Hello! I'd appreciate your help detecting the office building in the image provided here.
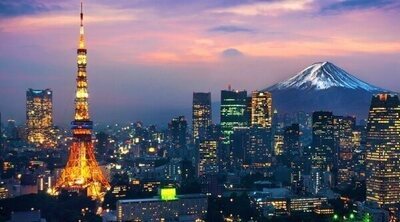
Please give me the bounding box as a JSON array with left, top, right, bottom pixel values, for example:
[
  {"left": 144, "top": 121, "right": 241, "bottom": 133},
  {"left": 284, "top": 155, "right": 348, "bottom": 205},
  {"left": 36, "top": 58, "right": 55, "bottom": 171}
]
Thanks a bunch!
[
  {"left": 198, "top": 140, "right": 218, "bottom": 176},
  {"left": 220, "top": 88, "right": 249, "bottom": 145},
  {"left": 192, "top": 92, "right": 212, "bottom": 143},
  {"left": 231, "top": 126, "right": 272, "bottom": 169},
  {"left": 283, "top": 124, "right": 302, "bottom": 187},
  {"left": 311, "top": 111, "right": 334, "bottom": 172},
  {"left": 26, "top": 88, "right": 54, "bottom": 147},
  {"left": 117, "top": 187, "right": 207, "bottom": 221},
  {"left": 333, "top": 116, "right": 356, "bottom": 187},
  {"left": 250, "top": 91, "right": 272, "bottom": 129},
  {"left": 366, "top": 94, "right": 400, "bottom": 207},
  {"left": 289, "top": 197, "right": 328, "bottom": 213},
  {"left": 283, "top": 123, "right": 301, "bottom": 157},
  {"left": 168, "top": 116, "right": 187, "bottom": 157}
]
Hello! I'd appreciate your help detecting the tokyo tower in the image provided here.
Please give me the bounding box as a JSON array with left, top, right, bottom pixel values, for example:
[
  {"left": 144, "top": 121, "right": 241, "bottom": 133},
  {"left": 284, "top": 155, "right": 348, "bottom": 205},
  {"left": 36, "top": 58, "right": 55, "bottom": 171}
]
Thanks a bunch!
[{"left": 55, "top": 2, "right": 110, "bottom": 199}]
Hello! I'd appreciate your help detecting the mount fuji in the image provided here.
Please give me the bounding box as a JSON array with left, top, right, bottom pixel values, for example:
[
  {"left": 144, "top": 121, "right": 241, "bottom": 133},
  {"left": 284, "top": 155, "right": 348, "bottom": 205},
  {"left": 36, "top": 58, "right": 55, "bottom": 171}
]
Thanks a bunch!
[{"left": 264, "top": 62, "right": 390, "bottom": 119}]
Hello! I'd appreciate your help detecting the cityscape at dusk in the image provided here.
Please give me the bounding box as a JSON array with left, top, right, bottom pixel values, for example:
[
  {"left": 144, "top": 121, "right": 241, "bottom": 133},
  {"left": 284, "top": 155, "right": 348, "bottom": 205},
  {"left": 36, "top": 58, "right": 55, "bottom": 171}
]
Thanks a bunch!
[
  {"left": 1, "top": 0, "right": 400, "bottom": 124},
  {"left": 1, "top": 0, "right": 400, "bottom": 221}
]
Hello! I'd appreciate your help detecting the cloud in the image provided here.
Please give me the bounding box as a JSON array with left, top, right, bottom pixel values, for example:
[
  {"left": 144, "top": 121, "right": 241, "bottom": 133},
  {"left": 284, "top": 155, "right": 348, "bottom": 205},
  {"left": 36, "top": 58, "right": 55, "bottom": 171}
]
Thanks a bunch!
[
  {"left": 0, "top": 5, "right": 137, "bottom": 32},
  {"left": 208, "top": 25, "right": 254, "bottom": 33},
  {"left": 234, "top": 39, "right": 400, "bottom": 57},
  {"left": 321, "top": 0, "right": 399, "bottom": 13},
  {"left": 211, "top": 0, "right": 314, "bottom": 16},
  {"left": 222, "top": 48, "right": 244, "bottom": 58},
  {"left": 0, "top": 0, "right": 63, "bottom": 17}
]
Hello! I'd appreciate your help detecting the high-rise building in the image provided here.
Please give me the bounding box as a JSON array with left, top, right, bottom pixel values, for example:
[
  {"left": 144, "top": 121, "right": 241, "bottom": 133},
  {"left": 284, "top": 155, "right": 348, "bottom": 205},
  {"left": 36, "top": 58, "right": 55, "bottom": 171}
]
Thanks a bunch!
[
  {"left": 55, "top": 3, "right": 110, "bottom": 199},
  {"left": 283, "top": 123, "right": 301, "bottom": 157},
  {"left": 283, "top": 123, "right": 302, "bottom": 187},
  {"left": 168, "top": 116, "right": 187, "bottom": 157},
  {"left": 96, "top": 132, "right": 110, "bottom": 160},
  {"left": 311, "top": 111, "right": 334, "bottom": 172},
  {"left": 220, "top": 88, "right": 249, "bottom": 170},
  {"left": 192, "top": 92, "right": 212, "bottom": 143},
  {"left": 6, "top": 120, "right": 18, "bottom": 140},
  {"left": 366, "top": 94, "right": 400, "bottom": 207},
  {"left": 198, "top": 140, "right": 218, "bottom": 176},
  {"left": 250, "top": 91, "right": 272, "bottom": 129},
  {"left": 231, "top": 126, "right": 272, "bottom": 169},
  {"left": 333, "top": 116, "right": 356, "bottom": 187},
  {"left": 310, "top": 167, "right": 322, "bottom": 195},
  {"left": 26, "top": 88, "right": 55, "bottom": 147},
  {"left": 220, "top": 89, "right": 249, "bottom": 145},
  {"left": 274, "top": 134, "right": 284, "bottom": 156}
]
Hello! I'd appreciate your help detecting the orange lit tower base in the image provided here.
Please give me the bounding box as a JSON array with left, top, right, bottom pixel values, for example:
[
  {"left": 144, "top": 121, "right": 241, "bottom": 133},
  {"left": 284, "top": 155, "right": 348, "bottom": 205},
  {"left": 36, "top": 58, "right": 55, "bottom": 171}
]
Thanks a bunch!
[{"left": 55, "top": 2, "right": 110, "bottom": 199}]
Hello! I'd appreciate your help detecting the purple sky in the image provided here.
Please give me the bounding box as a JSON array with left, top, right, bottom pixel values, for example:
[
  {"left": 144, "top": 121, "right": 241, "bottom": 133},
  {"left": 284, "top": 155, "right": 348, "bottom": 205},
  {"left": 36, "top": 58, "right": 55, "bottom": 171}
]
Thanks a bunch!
[{"left": 0, "top": 0, "right": 400, "bottom": 126}]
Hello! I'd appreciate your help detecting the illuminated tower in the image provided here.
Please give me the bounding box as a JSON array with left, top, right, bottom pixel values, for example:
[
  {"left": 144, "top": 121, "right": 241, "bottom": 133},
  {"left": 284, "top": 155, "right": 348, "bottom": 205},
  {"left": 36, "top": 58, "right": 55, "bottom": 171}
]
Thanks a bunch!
[
  {"left": 366, "top": 94, "right": 400, "bottom": 207},
  {"left": 250, "top": 91, "right": 272, "bottom": 129},
  {"left": 55, "top": 3, "right": 110, "bottom": 199},
  {"left": 26, "top": 89, "right": 55, "bottom": 147},
  {"left": 220, "top": 88, "right": 248, "bottom": 170},
  {"left": 220, "top": 89, "right": 248, "bottom": 145}
]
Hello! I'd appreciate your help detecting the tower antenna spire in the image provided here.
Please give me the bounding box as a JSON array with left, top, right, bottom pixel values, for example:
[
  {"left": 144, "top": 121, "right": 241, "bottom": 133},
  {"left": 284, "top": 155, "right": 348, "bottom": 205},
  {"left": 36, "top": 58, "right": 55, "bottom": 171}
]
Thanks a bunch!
[{"left": 80, "top": 1, "right": 83, "bottom": 26}]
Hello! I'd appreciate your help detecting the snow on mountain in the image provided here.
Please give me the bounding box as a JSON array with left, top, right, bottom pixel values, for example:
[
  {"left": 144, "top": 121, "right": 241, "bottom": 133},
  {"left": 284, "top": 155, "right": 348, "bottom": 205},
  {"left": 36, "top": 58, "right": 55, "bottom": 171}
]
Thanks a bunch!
[{"left": 267, "top": 62, "right": 385, "bottom": 92}]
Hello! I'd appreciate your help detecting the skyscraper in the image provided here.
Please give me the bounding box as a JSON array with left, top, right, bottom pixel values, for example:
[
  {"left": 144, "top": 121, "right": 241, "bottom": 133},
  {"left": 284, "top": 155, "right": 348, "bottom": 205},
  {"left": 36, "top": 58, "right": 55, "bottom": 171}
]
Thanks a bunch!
[
  {"left": 198, "top": 140, "right": 218, "bottom": 177},
  {"left": 283, "top": 124, "right": 302, "bottom": 187},
  {"left": 26, "top": 88, "right": 54, "bottom": 147},
  {"left": 231, "top": 126, "right": 272, "bottom": 169},
  {"left": 311, "top": 111, "right": 334, "bottom": 172},
  {"left": 283, "top": 123, "right": 301, "bottom": 157},
  {"left": 5, "top": 119, "right": 18, "bottom": 140},
  {"left": 366, "top": 94, "right": 400, "bottom": 207},
  {"left": 168, "top": 116, "right": 187, "bottom": 157},
  {"left": 333, "top": 116, "right": 356, "bottom": 187},
  {"left": 250, "top": 91, "right": 272, "bottom": 129},
  {"left": 192, "top": 92, "right": 212, "bottom": 143},
  {"left": 220, "top": 89, "right": 248, "bottom": 145},
  {"left": 55, "top": 3, "right": 110, "bottom": 199}
]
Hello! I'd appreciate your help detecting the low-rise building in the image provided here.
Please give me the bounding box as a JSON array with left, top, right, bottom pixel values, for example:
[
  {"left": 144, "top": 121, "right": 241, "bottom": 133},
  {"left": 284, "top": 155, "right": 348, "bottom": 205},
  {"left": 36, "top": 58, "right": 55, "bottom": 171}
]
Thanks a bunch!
[
  {"left": 117, "top": 187, "right": 207, "bottom": 221},
  {"left": 289, "top": 197, "right": 328, "bottom": 213}
]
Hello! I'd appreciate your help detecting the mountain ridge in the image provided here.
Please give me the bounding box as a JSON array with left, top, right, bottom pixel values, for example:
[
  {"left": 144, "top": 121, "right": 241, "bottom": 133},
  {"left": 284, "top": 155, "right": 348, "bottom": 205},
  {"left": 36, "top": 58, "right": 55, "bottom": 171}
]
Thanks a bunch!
[
  {"left": 263, "top": 62, "right": 390, "bottom": 119},
  {"left": 266, "top": 61, "right": 386, "bottom": 92}
]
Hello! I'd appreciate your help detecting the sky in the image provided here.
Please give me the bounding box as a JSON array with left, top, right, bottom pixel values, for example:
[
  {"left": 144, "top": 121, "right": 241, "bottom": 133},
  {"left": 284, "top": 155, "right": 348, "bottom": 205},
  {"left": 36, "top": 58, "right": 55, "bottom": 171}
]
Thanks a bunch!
[{"left": 0, "top": 0, "right": 400, "bottom": 126}]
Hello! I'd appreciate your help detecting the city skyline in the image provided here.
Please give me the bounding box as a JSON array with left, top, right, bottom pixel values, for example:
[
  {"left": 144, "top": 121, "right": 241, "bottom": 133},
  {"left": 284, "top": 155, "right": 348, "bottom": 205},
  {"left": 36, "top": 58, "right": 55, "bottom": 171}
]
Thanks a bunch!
[
  {"left": 1, "top": 0, "right": 400, "bottom": 125},
  {"left": 2, "top": 1, "right": 400, "bottom": 221}
]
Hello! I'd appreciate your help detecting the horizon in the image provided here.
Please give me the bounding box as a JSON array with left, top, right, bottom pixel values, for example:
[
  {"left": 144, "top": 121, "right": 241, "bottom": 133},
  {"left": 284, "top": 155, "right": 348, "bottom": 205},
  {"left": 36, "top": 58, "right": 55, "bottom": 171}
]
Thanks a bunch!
[{"left": 1, "top": 0, "right": 400, "bottom": 125}]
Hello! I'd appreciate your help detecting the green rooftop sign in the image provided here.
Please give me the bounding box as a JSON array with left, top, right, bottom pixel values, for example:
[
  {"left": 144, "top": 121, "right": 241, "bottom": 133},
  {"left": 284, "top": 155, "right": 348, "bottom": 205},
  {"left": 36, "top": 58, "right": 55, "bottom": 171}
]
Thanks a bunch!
[{"left": 160, "top": 187, "right": 177, "bottom": 201}]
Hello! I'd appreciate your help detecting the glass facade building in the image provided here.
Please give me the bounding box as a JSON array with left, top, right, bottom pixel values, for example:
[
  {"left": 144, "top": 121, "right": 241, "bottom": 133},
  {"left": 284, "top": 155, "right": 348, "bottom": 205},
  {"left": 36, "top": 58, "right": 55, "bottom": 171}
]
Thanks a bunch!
[
  {"left": 192, "top": 92, "right": 212, "bottom": 143},
  {"left": 311, "top": 111, "right": 334, "bottom": 172},
  {"left": 26, "top": 88, "right": 54, "bottom": 147},
  {"left": 198, "top": 140, "right": 218, "bottom": 176},
  {"left": 366, "top": 94, "right": 400, "bottom": 207},
  {"left": 220, "top": 89, "right": 249, "bottom": 145},
  {"left": 250, "top": 91, "right": 272, "bottom": 129}
]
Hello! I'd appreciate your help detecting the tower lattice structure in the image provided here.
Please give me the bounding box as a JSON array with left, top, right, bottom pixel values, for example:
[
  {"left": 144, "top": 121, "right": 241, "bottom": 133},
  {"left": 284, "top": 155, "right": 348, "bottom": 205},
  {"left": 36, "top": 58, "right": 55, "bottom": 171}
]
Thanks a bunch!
[{"left": 55, "top": 2, "right": 110, "bottom": 199}]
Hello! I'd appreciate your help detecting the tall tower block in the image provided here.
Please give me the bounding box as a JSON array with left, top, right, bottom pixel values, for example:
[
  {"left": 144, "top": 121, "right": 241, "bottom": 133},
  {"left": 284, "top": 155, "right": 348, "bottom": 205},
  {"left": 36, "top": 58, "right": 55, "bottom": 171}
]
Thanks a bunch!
[{"left": 55, "top": 2, "right": 110, "bottom": 199}]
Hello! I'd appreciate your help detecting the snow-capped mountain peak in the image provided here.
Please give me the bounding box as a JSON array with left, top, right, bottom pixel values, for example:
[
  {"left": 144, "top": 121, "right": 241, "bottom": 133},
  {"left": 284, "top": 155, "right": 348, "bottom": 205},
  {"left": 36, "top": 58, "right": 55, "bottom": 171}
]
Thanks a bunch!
[{"left": 267, "top": 61, "right": 384, "bottom": 92}]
